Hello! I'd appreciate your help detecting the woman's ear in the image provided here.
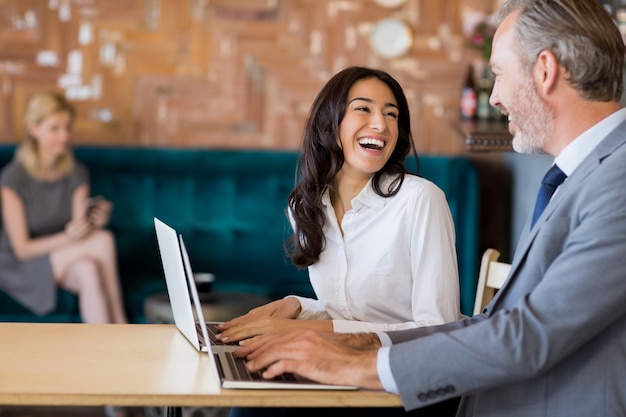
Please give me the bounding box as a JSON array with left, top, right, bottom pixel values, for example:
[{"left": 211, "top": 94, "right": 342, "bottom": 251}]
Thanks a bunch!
[{"left": 26, "top": 122, "right": 40, "bottom": 139}]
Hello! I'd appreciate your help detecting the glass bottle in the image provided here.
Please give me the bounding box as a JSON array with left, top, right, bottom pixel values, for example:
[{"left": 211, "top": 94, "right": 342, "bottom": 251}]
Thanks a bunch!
[
  {"left": 460, "top": 64, "right": 477, "bottom": 121},
  {"left": 477, "top": 67, "right": 492, "bottom": 121}
]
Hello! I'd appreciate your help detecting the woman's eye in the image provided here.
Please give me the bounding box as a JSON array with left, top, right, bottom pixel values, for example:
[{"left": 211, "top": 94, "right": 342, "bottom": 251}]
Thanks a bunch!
[
  {"left": 385, "top": 112, "right": 398, "bottom": 119},
  {"left": 354, "top": 106, "right": 370, "bottom": 112}
]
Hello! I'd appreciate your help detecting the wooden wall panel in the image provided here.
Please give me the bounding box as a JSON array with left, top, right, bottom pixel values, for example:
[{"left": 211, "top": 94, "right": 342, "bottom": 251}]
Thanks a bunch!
[{"left": 0, "top": 0, "right": 499, "bottom": 154}]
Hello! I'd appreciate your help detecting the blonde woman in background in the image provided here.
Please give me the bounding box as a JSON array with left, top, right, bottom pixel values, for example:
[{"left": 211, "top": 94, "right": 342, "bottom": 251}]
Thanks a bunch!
[{"left": 0, "top": 91, "right": 127, "bottom": 325}]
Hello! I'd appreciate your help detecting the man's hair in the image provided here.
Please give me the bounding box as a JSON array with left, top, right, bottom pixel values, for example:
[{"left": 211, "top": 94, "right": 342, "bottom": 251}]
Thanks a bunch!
[{"left": 496, "top": 0, "right": 625, "bottom": 101}]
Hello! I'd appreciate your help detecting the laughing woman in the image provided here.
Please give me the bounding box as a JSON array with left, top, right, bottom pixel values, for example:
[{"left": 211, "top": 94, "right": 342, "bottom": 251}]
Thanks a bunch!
[
  {"left": 218, "top": 66, "right": 460, "bottom": 341},
  {"left": 223, "top": 67, "right": 462, "bottom": 416}
]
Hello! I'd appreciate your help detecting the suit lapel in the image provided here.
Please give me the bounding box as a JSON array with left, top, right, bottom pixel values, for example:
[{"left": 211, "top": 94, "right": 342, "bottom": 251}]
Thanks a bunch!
[{"left": 485, "top": 120, "right": 626, "bottom": 314}]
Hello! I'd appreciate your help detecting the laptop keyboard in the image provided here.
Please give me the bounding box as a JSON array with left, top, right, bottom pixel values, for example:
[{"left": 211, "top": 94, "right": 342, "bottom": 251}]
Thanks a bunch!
[
  {"left": 196, "top": 322, "right": 238, "bottom": 346},
  {"left": 215, "top": 352, "right": 298, "bottom": 383}
]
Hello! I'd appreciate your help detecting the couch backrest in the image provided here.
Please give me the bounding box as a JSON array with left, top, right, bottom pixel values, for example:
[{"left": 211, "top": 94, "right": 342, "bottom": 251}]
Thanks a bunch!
[
  {"left": 0, "top": 145, "right": 479, "bottom": 315},
  {"left": 76, "top": 147, "right": 310, "bottom": 298}
]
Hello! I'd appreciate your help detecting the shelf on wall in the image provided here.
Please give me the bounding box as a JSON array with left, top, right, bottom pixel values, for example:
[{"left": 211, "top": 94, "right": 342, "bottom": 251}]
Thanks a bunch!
[{"left": 455, "top": 119, "right": 513, "bottom": 152}]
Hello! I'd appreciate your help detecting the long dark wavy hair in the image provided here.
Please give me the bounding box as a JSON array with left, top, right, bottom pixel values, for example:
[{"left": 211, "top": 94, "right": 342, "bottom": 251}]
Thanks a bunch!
[{"left": 286, "top": 66, "right": 418, "bottom": 268}]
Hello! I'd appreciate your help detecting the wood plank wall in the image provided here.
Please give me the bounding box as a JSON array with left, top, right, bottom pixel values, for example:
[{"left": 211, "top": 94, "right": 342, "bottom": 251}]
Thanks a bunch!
[{"left": 0, "top": 0, "right": 497, "bottom": 154}]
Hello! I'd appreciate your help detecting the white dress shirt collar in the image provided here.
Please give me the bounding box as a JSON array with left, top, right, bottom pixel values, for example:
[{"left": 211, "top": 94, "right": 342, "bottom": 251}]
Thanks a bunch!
[
  {"left": 555, "top": 108, "right": 626, "bottom": 176},
  {"left": 321, "top": 174, "right": 400, "bottom": 212}
]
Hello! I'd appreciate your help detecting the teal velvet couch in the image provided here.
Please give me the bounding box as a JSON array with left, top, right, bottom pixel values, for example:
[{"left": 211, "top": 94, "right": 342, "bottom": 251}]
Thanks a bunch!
[{"left": 0, "top": 146, "right": 480, "bottom": 323}]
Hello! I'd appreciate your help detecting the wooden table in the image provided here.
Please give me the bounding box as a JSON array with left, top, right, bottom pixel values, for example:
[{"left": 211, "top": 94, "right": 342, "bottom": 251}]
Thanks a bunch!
[{"left": 0, "top": 323, "right": 402, "bottom": 413}]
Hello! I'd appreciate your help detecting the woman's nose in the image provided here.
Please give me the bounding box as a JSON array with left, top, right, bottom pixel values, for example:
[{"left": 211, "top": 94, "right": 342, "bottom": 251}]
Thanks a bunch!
[{"left": 369, "top": 112, "right": 386, "bottom": 131}]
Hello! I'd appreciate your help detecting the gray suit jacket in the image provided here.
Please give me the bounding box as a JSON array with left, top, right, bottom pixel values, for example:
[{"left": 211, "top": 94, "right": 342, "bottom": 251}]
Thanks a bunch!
[{"left": 386, "top": 120, "right": 626, "bottom": 416}]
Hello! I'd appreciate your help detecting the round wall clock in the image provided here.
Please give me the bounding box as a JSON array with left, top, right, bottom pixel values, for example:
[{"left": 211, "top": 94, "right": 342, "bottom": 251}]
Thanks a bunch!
[
  {"left": 369, "top": 17, "right": 413, "bottom": 59},
  {"left": 373, "top": 0, "right": 407, "bottom": 8}
]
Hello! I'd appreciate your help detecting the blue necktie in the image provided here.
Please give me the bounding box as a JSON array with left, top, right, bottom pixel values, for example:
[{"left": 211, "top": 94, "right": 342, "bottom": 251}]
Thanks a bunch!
[{"left": 531, "top": 164, "right": 567, "bottom": 227}]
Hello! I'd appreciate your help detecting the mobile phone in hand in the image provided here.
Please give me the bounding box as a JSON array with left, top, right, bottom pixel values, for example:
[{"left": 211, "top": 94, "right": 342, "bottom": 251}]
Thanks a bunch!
[{"left": 85, "top": 196, "right": 103, "bottom": 216}]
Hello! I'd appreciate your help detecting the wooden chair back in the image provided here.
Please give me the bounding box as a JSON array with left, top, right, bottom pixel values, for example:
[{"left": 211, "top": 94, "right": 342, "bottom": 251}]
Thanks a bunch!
[{"left": 473, "top": 248, "right": 511, "bottom": 315}]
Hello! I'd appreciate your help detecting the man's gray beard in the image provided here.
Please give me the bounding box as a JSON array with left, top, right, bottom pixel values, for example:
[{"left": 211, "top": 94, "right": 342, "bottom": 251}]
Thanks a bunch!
[{"left": 510, "top": 77, "right": 553, "bottom": 154}]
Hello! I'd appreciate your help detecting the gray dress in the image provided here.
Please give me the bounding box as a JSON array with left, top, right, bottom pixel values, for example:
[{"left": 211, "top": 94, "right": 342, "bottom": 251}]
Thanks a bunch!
[{"left": 0, "top": 159, "right": 87, "bottom": 315}]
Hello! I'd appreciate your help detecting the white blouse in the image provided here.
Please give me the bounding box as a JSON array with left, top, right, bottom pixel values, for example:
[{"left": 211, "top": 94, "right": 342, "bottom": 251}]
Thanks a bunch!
[{"left": 289, "top": 174, "right": 460, "bottom": 333}]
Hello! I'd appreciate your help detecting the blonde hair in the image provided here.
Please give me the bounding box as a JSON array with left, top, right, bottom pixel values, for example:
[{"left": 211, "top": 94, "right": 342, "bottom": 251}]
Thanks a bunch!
[{"left": 17, "top": 91, "right": 77, "bottom": 178}]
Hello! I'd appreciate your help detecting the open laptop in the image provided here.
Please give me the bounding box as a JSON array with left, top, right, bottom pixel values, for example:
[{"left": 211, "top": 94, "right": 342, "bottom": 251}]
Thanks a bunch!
[
  {"left": 154, "top": 217, "right": 224, "bottom": 351},
  {"left": 154, "top": 217, "right": 357, "bottom": 390}
]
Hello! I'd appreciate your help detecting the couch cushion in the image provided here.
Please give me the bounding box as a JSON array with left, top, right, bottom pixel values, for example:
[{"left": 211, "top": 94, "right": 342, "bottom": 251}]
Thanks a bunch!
[{"left": 0, "top": 289, "right": 80, "bottom": 322}]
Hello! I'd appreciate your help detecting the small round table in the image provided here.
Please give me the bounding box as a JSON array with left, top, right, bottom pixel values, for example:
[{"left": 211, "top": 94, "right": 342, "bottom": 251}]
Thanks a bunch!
[{"left": 144, "top": 290, "right": 270, "bottom": 324}]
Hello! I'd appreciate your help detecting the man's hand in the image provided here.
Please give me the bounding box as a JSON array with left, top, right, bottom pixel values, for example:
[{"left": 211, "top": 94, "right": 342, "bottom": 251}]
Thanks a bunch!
[{"left": 235, "top": 329, "right": 384, "bottom": 390}]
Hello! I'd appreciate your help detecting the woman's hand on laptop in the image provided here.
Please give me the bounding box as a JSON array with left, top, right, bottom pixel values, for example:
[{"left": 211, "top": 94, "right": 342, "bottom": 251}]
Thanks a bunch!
[
  {"left": 216, "top": 298, "right": 332, "bottom": 343},
  {"left": 217, "top": 298, "right": 300, "bottom": 334},
  {"left": 217, "top": 316, "right": 333, "bottom": 344}
]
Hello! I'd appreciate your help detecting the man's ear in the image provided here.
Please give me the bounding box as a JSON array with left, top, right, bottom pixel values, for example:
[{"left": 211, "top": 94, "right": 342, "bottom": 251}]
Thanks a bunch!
[{"left": 533, "top": 50, "right": 560, "bottom": 95}]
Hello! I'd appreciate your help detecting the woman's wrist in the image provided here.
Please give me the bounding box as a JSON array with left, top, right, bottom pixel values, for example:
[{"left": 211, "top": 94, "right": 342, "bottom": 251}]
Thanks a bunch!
[{"left": 287, "top": 297, "right": 302, "bottom": 318}]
